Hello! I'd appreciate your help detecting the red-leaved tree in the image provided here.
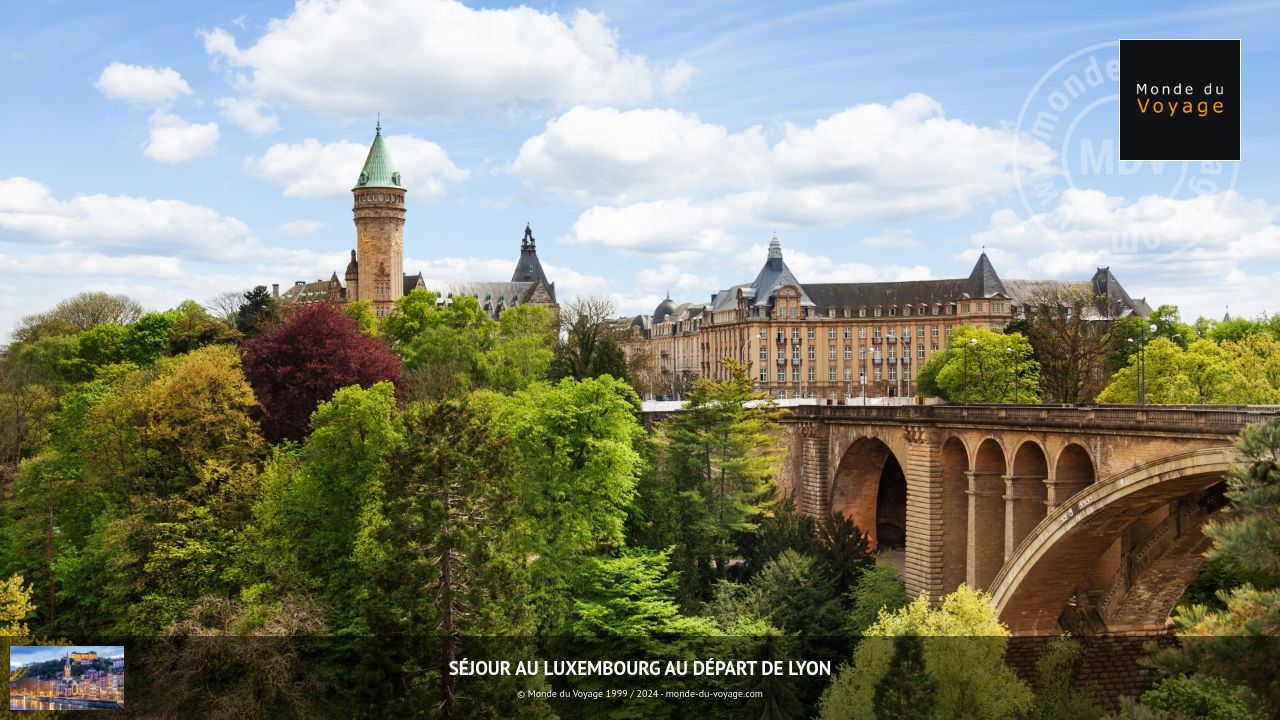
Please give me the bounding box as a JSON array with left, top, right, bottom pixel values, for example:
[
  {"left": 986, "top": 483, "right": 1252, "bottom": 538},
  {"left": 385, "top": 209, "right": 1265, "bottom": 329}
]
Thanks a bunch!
[{"left": 242, "top": 302, "right": 402, "bottom": 442}]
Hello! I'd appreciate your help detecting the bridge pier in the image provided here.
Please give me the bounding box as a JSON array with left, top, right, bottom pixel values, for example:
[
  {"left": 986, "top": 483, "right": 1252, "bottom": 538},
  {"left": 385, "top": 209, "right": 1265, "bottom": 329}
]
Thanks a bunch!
[
  {"left": 903, "top": 427, "right": 944, "bottom": 602},
  {"left": 967, "top": 470, "right": 1005, "bottom": 590}
]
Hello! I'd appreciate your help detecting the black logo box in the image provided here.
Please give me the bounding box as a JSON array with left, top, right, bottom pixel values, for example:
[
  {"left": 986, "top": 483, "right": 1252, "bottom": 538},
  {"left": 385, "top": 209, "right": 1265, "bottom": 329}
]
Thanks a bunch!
[{"left": 1119, "top": 39, "right": 1240, "bottom": 161}]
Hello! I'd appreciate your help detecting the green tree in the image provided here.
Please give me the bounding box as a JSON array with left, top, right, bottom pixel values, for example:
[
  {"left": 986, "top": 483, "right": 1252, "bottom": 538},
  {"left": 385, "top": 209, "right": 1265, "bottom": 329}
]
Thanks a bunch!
[
  {"left": 0, "top": 574, "right": 34, "bottom": 635},
  {"left": 819, "top": 585, "right": 1032, "bottom": 720},
  {"left": 872, "top": 635, "right": 937, "bottom": 720},
  {"left": 341, "top": 299, "right": 378, "bottom": 335},
  {"left": 14, "top": 291, "right": 142, "bottom": 344},
  {"left": 1222, "top": 334, "right": 1280, "bottom": 404},
  {"left": 749, "top": 549, "right": 845, "bottom": 640},
  {"left": 384, "top": 290, "right": 497, "bottom": 399},
  {"left": 478, "top": 304, "right": 555, "bottom": 393},
  {"left": 76, "top": 322, "right": 128, "bottom": 370},
  {"left": 165, "top": 300, "right": 240, "bottom": 354},
  {"left": 571, "top": 547, "right": 714, "bottom": 637},
  {"left": 485, "top": 376, "right": 644, "bottom": 634},
  {"left": 1125, "top": 675, "right": 1259, "bottom": 720},
  {"left": 815, "top": 512, "right": 874, "bottom": 596},
  {"left": 1016, "top": 285, "right": 1123, "bottom": 403},
  {"left": 121, "top": 310, "right": 179, "bottom": 365},
  {"left": 235, "top": 285, "right": 279, "bottom": 336},
  {"left": 917, "top": 326, "right": 1038, "bottom": 403},
  {"left": 1153, "top": 419, "right": 1280, "bottom": 715},
  {"left": 846, "top": 565, "right": 907, "bottom": 637},
  {"left": 662, "top": 358, "right": 782, "bottom": 605},
  {"left": 1096, "top": 338, "right": 1196, "bottom": 404},
  {"left": 1024, "top": 635, "right": 1105, "bottom": 720},
  {"left": 550, "top": 295, "right": 629, "bottom": 382}
]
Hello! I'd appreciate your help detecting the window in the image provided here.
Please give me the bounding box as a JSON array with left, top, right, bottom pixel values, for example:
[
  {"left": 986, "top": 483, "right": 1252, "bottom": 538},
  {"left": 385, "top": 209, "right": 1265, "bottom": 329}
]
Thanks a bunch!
[
  {"left": 791, "top": 328, "right": 800, "bottom": 341},
  {"left": 844, "top": 367, "right": 852, "bottom": 381},
  {"left": 874, "top": 307, "right": 882, "bottom": 317},
  {"left": 931, "top": 324, "right": 939, "bottom": 337},
  {"left": 807, "top": 328, "right": 815, "bottom": 340},
  {"left": 791, "top": 307, "right": 798, "bottom": 318},
  {"left": 778, "top": 370, "right": 786, "bottom": 383},
  {"left": 827, "top": 308, "right": 835, "bottom": 318},
  {"left": 874, "top": 369, "right": 882, "bottom": 381},
  {"left": 917, "top": 327, "right": 925, "bottom": 338},
  {"left": 843, "top": 327, "right": 852, "bottom": 339},
  {"left": 792, "top": 369, "right": 800, "bottom": 383},
  {"left": 904, "top": 306, "right": 912, "bottom": 316},
  {"left": 917, "top": 345, "right": 925, "bottom": 358},
  {"left": 828, "top": 347, "right": 836, "bottom": 360},
  {"left": 859, "top": 307, "right": 867, "bottom": 317},
  {"left": 962, "top": 303, "right": 971, "bottom": 314},
  {"left": 889, "top": 349, "right": 896, "bottom": 360},
  {"left": 759, "top": 347, "right": 767, "bottom": 359},
  {"left": 889, "top": 306, "right": 897, "bottom": 316},
  {"left": 829, "top": 368, "right": 837, "bottom": 381},
  {"left": 859, "top": 327, "right": 867, "bottom": 339},
  {"left": 808, "top": 368, "right": 816, "bottom": 381},
  {"left": 992, "top": 302, "right": 1004, "bottom": 312},
  {"left": 932, "top": 343, "right": 939, "bottom": 352},
  {"left": 759, "top": 328, "right": 766, "bottom": 339},
  {"left": 808, "top": 346, "right": 816, "bottom": 360},
  {"left": 976, "top": 302, "right": 984, "bottom": 312},
  {"left": 792, "top": 347, "right": 800, "bottom": 361},
  {"left": 889, "top": 368, "right": 897, "bottom": 381},
  {"left": 860, "top": 348, "right": 867, "bottom": 360},
  {"left": 859, "top": 369, "right": 866, "bottom": 382},
  {"left": 873, "top": 328, "right": 882, "bottom": 339},
  {"left": 828, "top": 328, "right": 837, "bottom": 340},
  {"left": 844, "top": 346, "right": 852, "bottom": 360},
  {"left": 905, "top": 370, "right": 912, "bottom": 381},
  {"left": 759, "top": 368, "right": 768, "bottom": 382},
  {"left": 945, "top": 326, "right": 953, "bottom": 337}
]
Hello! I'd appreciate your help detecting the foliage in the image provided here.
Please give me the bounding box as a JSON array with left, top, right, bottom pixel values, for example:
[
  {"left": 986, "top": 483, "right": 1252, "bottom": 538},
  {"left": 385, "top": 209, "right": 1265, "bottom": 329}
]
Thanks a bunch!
[
  {"left": 478, "top": 304, "right": 555, "bottom": 393},
  {"left": 242, "top": 302, "right": 402, "bottom": 441},
  {"left": 0, "top": 574, "right": 34, "bottom": 635},
  {"left": 818, "top": 585, "right": 1031, "bottom": 720},
  {"left": 1096, "top": 335, "right": 1280, "bottom": 404},
  {"left": 748, "top": 549, "right": 845, "bottom": 640},
  {"left": 661, "top": 358, "right": 783, "bottom": 606},
  {"left": 845, "top": 565, "right": 907, "bottom": 637},
  {"left": 571, "top": 547, "right": 714, "bottom": 637},
  {"left": 1132, "top": 675, "right": 1259, "bottom": 720},
  {"left": 815, "top": 512, "right": 875, "bottom": 596},
  {"left": 872, "top": 635, "right": 936, "bottom": 720},
  {"left": 14, "top": 291, "right": 142, "bottom": 344},
  {"left": 235, "top": 285, "right": 280, "bottom": 336},
  {"left": 917, "top": 326, "right": 1039, "bottom": 403},
  {"left": 1017, "top": 285, "right": 1124, "bottom": 403},
  {"left": 166, "top": 299, "right": 240, "bottom": 354},
  {"left": 121, "top": 310, "right": 179, "bottom": 365},
  {"left": 341, "top": 299, "right": 378, "bottom": 335},
  {"left": 1024, "top": 635, "right": 1105, "bottom": 720},
  {"left": 550, "top": 295, "right": 629, "bottom": 382},
  {"left": 736, "top": 496, "right": 818, "bottom": 580}
]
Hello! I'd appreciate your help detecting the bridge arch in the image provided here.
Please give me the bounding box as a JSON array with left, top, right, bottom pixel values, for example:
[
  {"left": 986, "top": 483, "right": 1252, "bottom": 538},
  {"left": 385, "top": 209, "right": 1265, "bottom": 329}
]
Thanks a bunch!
[
  {"left": 830, "top": 437, "right": 907, "bottom": 553},
  {"left": 940, "top": 436, "right": 969, "bottom": 594},
  {"left": 1008, "top": 441, "right": 1050, "bottom": 560},
  {"left": 969, "top": 437, "right": 1007, "bottom": 589},
  {"left": 990, "top": 446, "right": 1235, "bottom": 635},
  {"left": 1051, "top": 443, "right": 1096, "bottom": 509}
]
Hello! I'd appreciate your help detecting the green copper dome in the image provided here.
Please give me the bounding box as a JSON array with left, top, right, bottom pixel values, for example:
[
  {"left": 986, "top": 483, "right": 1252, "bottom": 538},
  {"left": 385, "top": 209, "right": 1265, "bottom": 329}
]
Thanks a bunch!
[{"left": 354, "top": 121, "right": 403, "bottom": 190}]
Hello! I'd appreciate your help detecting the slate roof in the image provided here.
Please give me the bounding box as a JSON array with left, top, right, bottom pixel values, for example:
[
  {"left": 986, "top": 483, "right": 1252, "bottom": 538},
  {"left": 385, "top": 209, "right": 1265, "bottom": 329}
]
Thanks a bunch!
[{"left": 353, "top": 121, "right": 402, "bottom": 190}]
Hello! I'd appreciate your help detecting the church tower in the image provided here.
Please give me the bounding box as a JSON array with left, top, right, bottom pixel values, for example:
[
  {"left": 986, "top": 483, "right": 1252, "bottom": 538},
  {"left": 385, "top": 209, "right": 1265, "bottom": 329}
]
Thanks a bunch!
[{"left": 352, "top": 121, "right": 406, "bottom": 318}]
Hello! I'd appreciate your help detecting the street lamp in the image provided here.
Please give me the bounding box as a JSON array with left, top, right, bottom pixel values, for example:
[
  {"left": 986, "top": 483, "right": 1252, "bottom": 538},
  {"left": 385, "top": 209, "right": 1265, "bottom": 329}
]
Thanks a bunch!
[
  {"left": 1129, "top": 323, "right": 1158, "bottom": 405},
  {"left": 1006, "top": 346, "right": 1017, "bottom": 404},
  {"left": 963, "top": 337, "right": 978, "bottom": 404}
]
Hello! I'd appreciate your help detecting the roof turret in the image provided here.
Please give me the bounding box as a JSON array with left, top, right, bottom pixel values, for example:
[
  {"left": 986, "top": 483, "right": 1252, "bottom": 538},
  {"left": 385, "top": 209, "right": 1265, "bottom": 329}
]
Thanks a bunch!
[{"left": 353, "top": 120, "right": 403, "bottom": 190}]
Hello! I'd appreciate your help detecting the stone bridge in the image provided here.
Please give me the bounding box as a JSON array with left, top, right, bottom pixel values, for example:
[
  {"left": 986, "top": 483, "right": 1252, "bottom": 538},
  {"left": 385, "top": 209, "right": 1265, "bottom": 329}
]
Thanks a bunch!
[{"left": 658, "top": 403, "right": 1279, "bottom": 636}]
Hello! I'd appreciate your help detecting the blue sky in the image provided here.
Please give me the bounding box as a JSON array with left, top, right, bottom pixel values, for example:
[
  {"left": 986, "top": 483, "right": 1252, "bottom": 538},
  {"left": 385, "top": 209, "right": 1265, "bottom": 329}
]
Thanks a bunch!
[
  {"left": 2, "top": 0, "right": 1278, "bottom": 339},
  {"left": 9, "top": 646, "right": 123, "bottom": 670}
]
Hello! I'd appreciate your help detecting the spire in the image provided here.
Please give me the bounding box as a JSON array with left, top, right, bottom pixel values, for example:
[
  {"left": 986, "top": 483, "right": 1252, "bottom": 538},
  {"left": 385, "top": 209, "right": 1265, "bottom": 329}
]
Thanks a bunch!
[
  {"left": 512, "top": 224, "right": 552, "bottom": 303},
  {"left": 966, "top": 251, "right": 1007, "bottom": 298},
  {"left": 1223, "top": 305, "right": 1232, "bottom": 322},
  {"left": 768, "top": 235, "right": 782, "bottom": 260},
  {"left": 354, "top": 120, "right": 402, "bottom": 190},
  {"left": 522, "top": 223, "right": 535, "bottom": 249}
]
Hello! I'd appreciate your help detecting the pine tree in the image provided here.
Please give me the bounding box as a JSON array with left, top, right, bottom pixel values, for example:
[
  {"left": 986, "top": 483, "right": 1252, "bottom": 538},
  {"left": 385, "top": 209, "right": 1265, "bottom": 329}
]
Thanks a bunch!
[{"left": 873, "top": 635, "right": 936, "bottom": 720}]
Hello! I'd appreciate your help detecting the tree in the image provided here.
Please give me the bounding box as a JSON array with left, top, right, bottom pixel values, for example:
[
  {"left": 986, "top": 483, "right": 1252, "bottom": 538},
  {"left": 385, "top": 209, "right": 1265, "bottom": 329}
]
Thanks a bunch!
[
  {"left": 1124, "top": 675, "right": 1259, "bottom": 720},
  {"left": 166, "top": 300, "right": 240, "bottom": 355},
  {"left": 845, "top": 565, "right": 907, "bottom": 637},
  {"left": 551, "top": 295, "right": 630, "bottom": 382},
  {"left": 661, "top": 359, "right": 783, "bottom": 605},
  {"left": 749, "top": 550, "right": 845, "bottom": 640},
  {"left": 0, "top": 574, "right": 34, "bottom": 635},
  {"left": 819, "top": 585, "right": 1032, "bottom": 720},
  {"left": 917, "top": 326, "right": 1038, "bottom": 403},
  {"left": 381, "top": 290, "right": 497, "bottom": 400},
  {"left": 1151, "top": 419, "right": 1280, "bottom": 716},
  {"left": 341, "top": 299, "right": 377, "bottom": 335},
  {"left": 815, "top": 512, "right": 874, "bottom": 596},
  {"left": 571, "top": 547, "right": 712, "bottom": 637},
  {"left": 121, "top": 310, "right": 178, "bottom": 365},
  {"left": 235, "top": 285, "right": 279, "bottom": 336},
  {"left": 1222, "top": 334, "right": 1280, "bottom": 404},
  {"left": 872, "top": 635, "right": 936, "bottom": 720},
  {"left": 242, "top": 302, "right": 402, "bottom": 441},
  {"left": 1024, "top": 635, "right": 1105, "bottom": 720},
  {"left": 1096, "top": 338, "right": 1223, "bottom": 404},
  {"left": 1017, "top": 285, "right": 1123, "bottom": 403},
  {"left": 485, "top": 376, "right": 645, "bottom": 634},
  {"left": 14, "top": 291, "right": 142, "bottom": 344},
  {"left": 478, "top": 304, "right": 555, "bottom": 393}
]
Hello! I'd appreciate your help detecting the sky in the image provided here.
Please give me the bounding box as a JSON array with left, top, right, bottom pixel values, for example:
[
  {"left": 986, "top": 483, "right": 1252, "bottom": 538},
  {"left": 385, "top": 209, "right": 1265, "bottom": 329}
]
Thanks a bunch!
[
  {"left": 9, "top": 646, "right": 124, "bottom": 670},
  {"left": 2, "top": 0, "right": 1278, "bottom": 340}
]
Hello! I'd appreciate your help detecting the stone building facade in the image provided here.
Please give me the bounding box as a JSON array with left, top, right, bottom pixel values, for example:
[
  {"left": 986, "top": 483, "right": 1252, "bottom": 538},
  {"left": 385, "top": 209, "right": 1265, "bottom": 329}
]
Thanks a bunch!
[
  {"left": 278, "top": 122, "right": 557, "bottom": 320},
  {"left": 620, "top": 237, "right": 1149, "bottom": 400}
]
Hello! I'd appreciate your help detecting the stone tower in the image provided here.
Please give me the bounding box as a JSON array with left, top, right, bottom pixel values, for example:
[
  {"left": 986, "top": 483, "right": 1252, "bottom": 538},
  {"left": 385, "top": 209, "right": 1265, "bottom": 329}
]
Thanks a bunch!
[{"left": 351, "top": 121, "right": 406, "bottom": 317}]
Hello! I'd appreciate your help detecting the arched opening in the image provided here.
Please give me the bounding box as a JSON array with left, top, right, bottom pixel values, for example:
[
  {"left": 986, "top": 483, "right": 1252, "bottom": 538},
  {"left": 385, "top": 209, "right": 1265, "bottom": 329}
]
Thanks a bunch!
[
  {"left": 830, "top": 437, "right": 908, "bottom": 569},
  {"left": 1051, "top": 444, "right": 1096, "bottom": 509},
  {"left": 968, "top": 438, "right": 1007, "bottom": 590},
  {"left": 941, "top": 437, "right": 969, "bottom": 594},
  {"left": 1007, "top": 442, "right": 1050, "bottom": 560}
]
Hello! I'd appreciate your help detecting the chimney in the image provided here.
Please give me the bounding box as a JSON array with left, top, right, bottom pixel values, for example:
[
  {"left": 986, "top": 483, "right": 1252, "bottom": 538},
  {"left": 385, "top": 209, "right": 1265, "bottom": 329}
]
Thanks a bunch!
[{"left": 272, "top": 283, "right": 279, "bottom": 297}]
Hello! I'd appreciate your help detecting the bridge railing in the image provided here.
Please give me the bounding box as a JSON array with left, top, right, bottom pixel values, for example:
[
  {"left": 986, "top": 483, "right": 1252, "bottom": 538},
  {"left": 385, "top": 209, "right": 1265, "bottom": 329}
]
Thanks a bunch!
[{"left": 781, "top": 403, "right": 1280, "bottom": 433}]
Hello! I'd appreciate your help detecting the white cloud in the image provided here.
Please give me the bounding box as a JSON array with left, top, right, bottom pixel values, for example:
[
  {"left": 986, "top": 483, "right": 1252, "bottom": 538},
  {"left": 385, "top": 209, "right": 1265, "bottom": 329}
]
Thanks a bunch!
[
  {"left": 202, "top": 0, "right": 691, "bottom": 120},
  {"left": 510, "top": 106, "right": 767, "bottom": 204},
  {"left": 0, "top": 176, "right": 255, "bottom": 261},
  {"left": 215, "top": 96, "right": 279, "bottom": 135},
  {"left": 635, "top": 263, "right": 718, "bottom": 299},
  {"left": 246, "top": 134, "right": 468, "bottom": 199},
  {"left": 0, "top": 252, "right": 186, "bottom": 279},
  {"left": 734, "top": 242, "right": 934, "bottom": 284},
  {"left": 144, "top": 112, "right": 220, "bottom": 164},
  {"left": 277, "top": 219, "right": 325, "bottom": 236},
  {"left": 96, "top": 62, "right": 192, "bottom": 107},
  {"left": 969, "top": 188, "right": 1280, "bottom": 320},
  {"left": 861, "top": 229, "right": 920, "bottom": 250},
  {"left": 529, "top": 95, "right": 1056, "bottom": 256}
]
